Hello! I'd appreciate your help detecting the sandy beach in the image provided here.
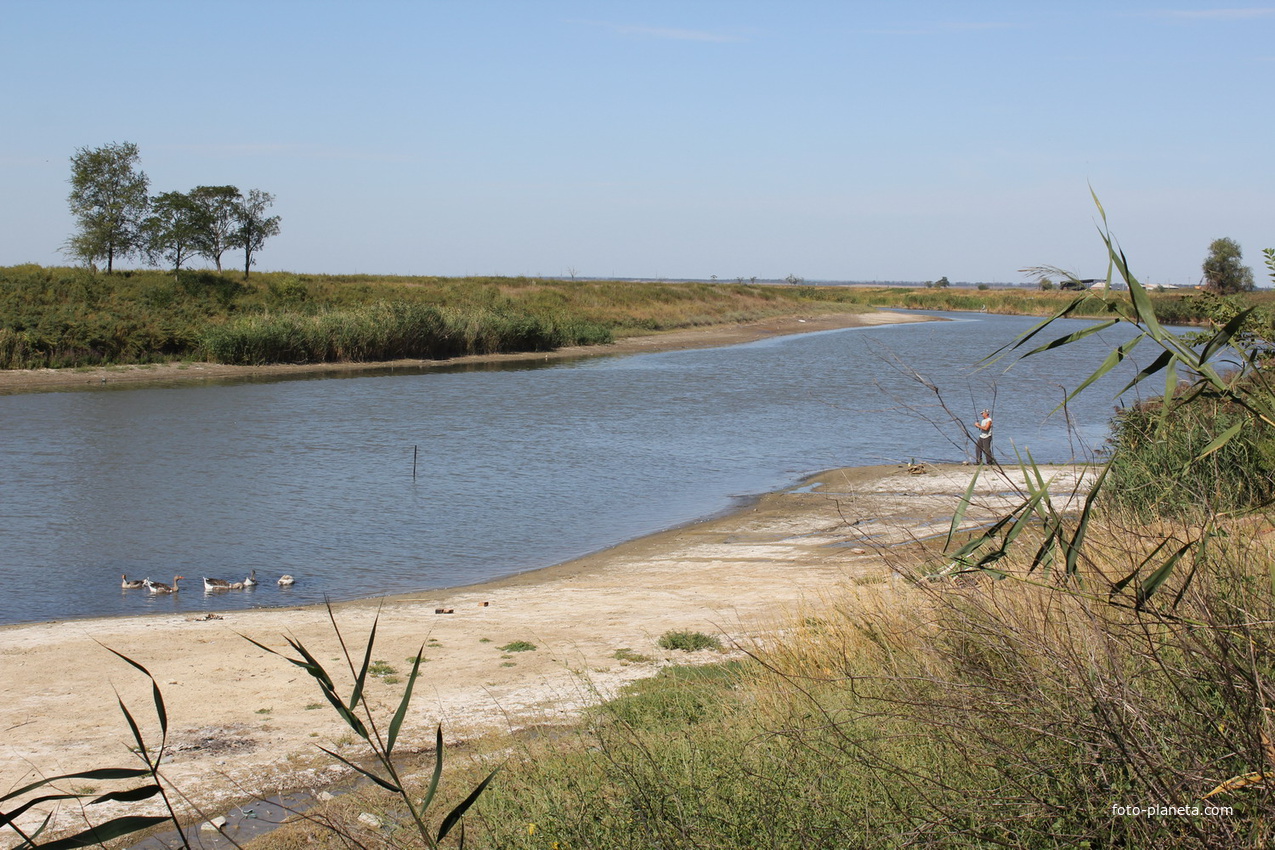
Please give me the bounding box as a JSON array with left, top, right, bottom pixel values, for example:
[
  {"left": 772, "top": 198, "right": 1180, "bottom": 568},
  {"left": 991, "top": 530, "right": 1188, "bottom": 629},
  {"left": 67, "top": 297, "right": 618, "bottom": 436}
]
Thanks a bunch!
[{"left": 0, "top": 458, "right": 1094, "bottom": 839}]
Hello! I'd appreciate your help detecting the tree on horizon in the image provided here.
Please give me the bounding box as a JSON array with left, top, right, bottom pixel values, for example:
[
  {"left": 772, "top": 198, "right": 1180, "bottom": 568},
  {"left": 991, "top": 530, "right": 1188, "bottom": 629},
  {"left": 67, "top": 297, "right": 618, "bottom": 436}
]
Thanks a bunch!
[
  {"left": 1202, "top": 237, "right": 1255, "bottom": 294},
  {"left": 231, "top": 189, "right": 281, "bottom": 280},
  {"left": 65, "top": 141, "right": 150, "bottom": 273}
]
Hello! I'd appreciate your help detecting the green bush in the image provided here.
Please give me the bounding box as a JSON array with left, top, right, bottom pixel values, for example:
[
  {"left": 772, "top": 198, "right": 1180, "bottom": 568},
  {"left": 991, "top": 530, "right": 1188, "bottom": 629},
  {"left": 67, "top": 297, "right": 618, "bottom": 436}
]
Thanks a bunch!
[{"left": 1103, "top": 395, "right": 1275, "bottom": 518}]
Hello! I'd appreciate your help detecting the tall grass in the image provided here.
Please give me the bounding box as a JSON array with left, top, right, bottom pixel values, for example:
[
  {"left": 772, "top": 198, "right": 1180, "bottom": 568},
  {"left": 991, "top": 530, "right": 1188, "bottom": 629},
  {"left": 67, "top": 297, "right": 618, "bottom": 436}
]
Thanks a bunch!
[
  {"left": 1103, "top": 394, "right": 1275, "bottom": 518},
  {"left": 199, "top": 303, "right": 611, "bottom": 365},
  {"left": 455, "top": 517, "right": 1273, "bottom": 849}
]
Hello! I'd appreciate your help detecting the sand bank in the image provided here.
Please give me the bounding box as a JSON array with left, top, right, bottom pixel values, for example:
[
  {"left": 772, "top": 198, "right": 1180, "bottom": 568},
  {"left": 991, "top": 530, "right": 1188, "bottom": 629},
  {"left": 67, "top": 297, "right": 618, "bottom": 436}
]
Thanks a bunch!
[
  {"left": 0, "top": 461, "right": 1094, "bottom": 838},
  {"left": 0, "top": 310, "right": 929, "bottom": 394}
]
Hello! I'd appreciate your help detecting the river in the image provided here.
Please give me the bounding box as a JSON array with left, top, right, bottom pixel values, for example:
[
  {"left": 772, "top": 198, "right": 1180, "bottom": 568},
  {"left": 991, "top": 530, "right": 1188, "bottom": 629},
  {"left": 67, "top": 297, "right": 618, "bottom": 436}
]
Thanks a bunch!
[{"left": 0, "top": 310, "right": 1153, "bottom": 625}]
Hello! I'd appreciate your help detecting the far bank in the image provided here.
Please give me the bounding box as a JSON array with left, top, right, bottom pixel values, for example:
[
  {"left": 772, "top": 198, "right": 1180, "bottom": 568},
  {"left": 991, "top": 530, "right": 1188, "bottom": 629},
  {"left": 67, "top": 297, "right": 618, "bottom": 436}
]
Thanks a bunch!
[
  {"left": 0, "top": 309, "right": 929, "bottom": 393},
  {"left": 0, "top": 265, "right": 1231, "bottom": 379}
]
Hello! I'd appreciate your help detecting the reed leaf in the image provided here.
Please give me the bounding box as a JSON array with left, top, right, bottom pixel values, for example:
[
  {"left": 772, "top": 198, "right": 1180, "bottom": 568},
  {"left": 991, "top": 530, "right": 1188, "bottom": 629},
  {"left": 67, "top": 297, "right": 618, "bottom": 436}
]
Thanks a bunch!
[
  {"left": 89, "top": 784, "right": 163, "bottom": 805},
  {"left": 101, "top": 646, "right": 167, "bottom": 738},
  {"left": 1060, "top": 462, "right": 1107, "bottom": 577},
  {"left": 348, "top": 614, "right": 379, "bottom": 714},
  {"left": 316, "top": 747, "right": 401, "bottom": 793},
  {"left": 0, "top": 796, "right": 83, "bottom": 830},
  {"left": 114, "top": 695, "right": 149, "bottom": 762},
  {"left": 1193, "top": 420, "right": 1245, "bottom": 462},
  {"left": 1135, "top": 539, "right": 1196, "bottom": 608},
  {"left": 0, "top": 769, "right": 151, "bottom": 806},
  {"left": 1117, "top": 348, "right": 1174, "bottom": 397},
  {"left": 1020, "top": 318, "right": 1119, "bottom": 357},
  {"left": 420, "top": 725, "right": 445, "bottom": 811},
  {"left": 1199, "top": 307, "right": 1256, "bottom": 363},
  {"left": 944, "top": 467, "right": 980, "bottom": 552},
  {"left": 388, "top": 647, "right": 425, "bottom": 755},
  {"left": 1060, "top": 333, "right": 1146, "bottom": 408},
  {"left": 1110, "top": 537, "right": 1174, "bottom": 597},
  {"left": 36, "top": 816, "right": 171, "bottom": 850},
  {"left": 437, "top": 767, "right": 501, "bottom": 843}
]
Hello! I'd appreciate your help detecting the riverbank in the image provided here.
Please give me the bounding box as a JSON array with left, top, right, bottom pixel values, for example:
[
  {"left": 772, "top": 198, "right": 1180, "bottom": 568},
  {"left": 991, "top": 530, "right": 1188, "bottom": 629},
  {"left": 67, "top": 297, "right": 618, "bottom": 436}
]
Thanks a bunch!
[
  {"left": 0, "top": 310, "right": 927, "bottom": 394},
  {"left": 0, "top": 461, "right": 1094, "bottom": 838}
]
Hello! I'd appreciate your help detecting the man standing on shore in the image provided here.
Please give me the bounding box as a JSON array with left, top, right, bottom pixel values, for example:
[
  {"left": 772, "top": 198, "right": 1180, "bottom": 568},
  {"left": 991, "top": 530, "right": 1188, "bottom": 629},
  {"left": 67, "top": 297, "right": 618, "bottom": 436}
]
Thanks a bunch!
[{"left": 974, "top": 409, "right": 994, "bottom": 465}]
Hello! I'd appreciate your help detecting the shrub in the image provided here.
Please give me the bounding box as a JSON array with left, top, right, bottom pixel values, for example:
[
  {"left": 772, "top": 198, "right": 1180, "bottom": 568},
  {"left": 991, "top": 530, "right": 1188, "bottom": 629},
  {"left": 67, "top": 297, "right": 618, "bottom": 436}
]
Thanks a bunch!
[{"left": 1103, "top": 394, "right": 1275, "bottom": 518}]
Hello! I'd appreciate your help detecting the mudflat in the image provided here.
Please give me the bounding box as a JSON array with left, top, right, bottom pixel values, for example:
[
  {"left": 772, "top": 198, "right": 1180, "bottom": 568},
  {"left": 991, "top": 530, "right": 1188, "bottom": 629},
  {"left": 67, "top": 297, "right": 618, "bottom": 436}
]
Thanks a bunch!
[{"left": 0, "top": 460, "right": 1094, "bottom": 837}]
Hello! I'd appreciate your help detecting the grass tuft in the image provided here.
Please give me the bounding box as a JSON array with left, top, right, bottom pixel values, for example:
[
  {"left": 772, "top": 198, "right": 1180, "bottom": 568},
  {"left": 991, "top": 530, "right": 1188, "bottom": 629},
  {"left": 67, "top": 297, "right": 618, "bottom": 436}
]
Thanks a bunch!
[
  {"left": 498, "top": 640, "right": 537, "bottom": 653},
  {"left": 657, "top": 630, "right": 722, "bottom": 652}
]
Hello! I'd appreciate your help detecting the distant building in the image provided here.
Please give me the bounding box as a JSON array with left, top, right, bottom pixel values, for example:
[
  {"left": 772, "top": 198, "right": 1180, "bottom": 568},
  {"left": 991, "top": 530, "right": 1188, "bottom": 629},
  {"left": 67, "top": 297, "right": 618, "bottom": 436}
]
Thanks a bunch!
[{"left": 1061, "top": 278, "right": 1103, "bottom": 291}]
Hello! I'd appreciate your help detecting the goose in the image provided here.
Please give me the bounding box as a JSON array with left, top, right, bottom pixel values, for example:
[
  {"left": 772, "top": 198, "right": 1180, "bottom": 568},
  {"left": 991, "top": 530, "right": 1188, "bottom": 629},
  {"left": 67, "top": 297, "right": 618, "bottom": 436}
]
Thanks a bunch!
[
  {"left": 146, "top": 576, "right": 184, "bottom": 594},
  {"left": 203, "top": 577, "right": 236, "bottom": 592},
  {"left": 121, "top": 574, "right": 146, "bottom": 590},
  {"left": 277, "top": 574, "right": 295, "bottom": 586},
  {"left": 242, "top": 569, "right": 258, "bottom": 587}
]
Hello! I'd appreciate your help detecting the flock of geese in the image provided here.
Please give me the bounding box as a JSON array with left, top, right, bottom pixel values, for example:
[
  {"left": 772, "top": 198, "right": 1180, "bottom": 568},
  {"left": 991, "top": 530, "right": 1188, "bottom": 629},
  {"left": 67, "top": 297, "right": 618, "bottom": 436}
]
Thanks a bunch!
[{"left": 121, "top": 569, "right": 296, "bottom": 594}]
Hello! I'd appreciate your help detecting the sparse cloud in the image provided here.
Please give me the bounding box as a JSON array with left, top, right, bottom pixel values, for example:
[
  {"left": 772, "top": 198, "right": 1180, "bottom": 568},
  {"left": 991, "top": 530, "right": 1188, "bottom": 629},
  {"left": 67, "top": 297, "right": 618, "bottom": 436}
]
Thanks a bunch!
[
  {"left": 1159, "top": 7, "right": 1275, "bottom": 19},
  {"left": 573, "top": 20, "right": 747, "bottom": 43}
]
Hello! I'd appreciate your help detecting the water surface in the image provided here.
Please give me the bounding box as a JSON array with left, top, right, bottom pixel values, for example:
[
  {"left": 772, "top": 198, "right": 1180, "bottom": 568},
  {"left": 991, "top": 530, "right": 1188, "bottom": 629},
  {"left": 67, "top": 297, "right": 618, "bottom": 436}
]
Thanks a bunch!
[{"left": 0, "top": 311, "right": 1154, "bottom": 625}]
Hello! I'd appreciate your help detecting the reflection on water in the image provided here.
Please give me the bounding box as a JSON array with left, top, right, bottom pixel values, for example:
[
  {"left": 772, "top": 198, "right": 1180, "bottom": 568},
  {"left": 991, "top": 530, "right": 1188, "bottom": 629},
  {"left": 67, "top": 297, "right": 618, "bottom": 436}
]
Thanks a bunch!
[{"left": 0, "top": 311, "right": 1151, "bottom": 625}]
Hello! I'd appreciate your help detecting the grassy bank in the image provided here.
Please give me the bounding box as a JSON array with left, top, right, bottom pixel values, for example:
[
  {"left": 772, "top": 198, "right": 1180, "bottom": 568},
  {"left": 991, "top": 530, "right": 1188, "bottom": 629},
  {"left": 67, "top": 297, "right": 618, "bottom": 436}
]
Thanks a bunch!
[
  {"left": 4, "top": 264, "right": 1260, "bottom": 370},
  {"left": 822, "top": 283, "right": 1275, "bottom": 326},
  {"left": 0, "top": 266, "right": 884, "bottom": 369}
]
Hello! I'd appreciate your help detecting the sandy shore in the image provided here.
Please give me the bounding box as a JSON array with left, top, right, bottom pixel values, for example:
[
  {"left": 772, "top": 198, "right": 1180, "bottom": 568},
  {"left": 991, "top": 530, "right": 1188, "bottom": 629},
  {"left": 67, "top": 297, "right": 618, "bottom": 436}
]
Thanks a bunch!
[
  {"left": 0, "top": 460, "right": 1094, "bottom": 838},
  {"left": 0, "top": 310, "right": 927, "bottom": 394}
]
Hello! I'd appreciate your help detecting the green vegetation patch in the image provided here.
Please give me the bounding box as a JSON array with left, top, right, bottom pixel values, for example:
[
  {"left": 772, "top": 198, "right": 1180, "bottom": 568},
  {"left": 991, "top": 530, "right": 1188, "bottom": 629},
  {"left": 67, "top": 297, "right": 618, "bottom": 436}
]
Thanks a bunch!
[
  {"left": 657, "top": 629, "right": 722, "bottom": 652},
  {"left": 498, "top": 640, "right": 537, "bottom": 653},
  {"left": 1103, "top": 393, "right": 1275, "bottom": 518},
  {"left": 602, "top": 661, "right": 744, "bottom": 729}
]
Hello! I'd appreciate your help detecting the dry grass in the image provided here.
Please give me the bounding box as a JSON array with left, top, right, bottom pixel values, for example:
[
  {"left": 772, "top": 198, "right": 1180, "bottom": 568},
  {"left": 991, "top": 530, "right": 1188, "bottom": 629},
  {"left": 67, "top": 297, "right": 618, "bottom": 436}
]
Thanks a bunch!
[{"left": 736, "top": 515, "right": 1275, "bottom": 848}]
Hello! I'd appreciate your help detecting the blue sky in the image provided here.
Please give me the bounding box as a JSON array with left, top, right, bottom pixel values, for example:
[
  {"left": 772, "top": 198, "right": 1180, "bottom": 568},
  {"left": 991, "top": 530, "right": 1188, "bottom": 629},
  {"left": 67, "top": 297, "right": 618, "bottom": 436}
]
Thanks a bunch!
[{"left": 1, "top": 1, "right": 1271, "bottom": 284}]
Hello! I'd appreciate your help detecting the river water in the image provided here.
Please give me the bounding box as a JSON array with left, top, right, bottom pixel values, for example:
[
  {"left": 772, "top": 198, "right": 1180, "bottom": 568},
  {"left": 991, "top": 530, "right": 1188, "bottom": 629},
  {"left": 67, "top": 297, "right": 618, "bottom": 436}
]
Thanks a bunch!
[{"left": 0, "top": 311, "right": 1156, "bottom": 626}]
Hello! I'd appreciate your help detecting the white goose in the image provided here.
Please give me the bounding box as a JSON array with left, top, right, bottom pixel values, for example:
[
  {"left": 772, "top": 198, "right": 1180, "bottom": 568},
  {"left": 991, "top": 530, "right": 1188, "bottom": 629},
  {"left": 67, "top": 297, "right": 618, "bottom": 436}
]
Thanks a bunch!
[
  {"left": 277, "top": 574, "right": 295, "bottom": 586},
  {"left": 145, "top": 576, "right": 184, "bottom": 594},
  {"left": 121, "top": 574, "right": 146, "bottom": 590}
]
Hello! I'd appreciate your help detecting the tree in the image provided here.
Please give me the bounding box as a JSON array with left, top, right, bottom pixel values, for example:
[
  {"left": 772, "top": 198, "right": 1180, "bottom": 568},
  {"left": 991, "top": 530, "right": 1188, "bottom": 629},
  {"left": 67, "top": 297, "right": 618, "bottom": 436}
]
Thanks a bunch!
[
  {"left": 231, "top": 189, "right": 281, "bottom": 279},
  {"left": 187, "top": 185, "right": 241, "bottom": 272},
  {"left": 142, "top": 191, "right": 203, "bottom": 275},
  {"left": 66, "top": 141, "right": 150, "bottom": 273},
  {"left": 1201, "top": 237, "right": 1254, "bottom": 293}
]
